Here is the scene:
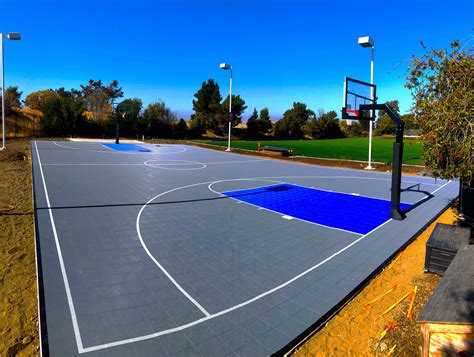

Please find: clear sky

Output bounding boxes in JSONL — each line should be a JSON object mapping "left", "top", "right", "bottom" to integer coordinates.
{"left": 1, "top": 0, "right": 473, "bottom": 119}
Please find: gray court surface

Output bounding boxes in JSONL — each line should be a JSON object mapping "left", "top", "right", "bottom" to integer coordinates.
{"left": 32, "top": 140, "right": 458, "bottom": 356}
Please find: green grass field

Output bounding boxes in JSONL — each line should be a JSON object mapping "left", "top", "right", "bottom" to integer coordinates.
{"left": 196, "top": 138, "right": 423, "bottom": 165}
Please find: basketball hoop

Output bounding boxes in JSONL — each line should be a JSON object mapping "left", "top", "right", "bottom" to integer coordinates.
{"left": 345, "top": 109, "right": 359, "bottom": 118}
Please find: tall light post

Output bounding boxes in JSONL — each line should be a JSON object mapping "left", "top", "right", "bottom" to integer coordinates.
{"left": 1, "top": 32, "right": 21, "bottom": 150}
{"left": 220, "top": 63, "right": 232, "bottom": 152}
{"left": 358, "top": 36, "right": 375, "bottom": 169}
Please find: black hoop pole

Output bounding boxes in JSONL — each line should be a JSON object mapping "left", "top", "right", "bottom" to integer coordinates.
{"left": 360, "top": 103, "right": 405, "bottom": 220}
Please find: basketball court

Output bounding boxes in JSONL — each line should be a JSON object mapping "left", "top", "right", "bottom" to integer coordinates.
{"left": 32, "top": 140, "right": 457, "bottom": 356}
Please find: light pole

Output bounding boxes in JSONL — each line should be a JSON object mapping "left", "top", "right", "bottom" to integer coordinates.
{"left": 220, "top": 63, "right": 232, "bottom": 152}
{"left": 1, "top": 32, "right": 21, "bottom": 150}
{"left": 358, "top": 36, "right": 375, "bottom": 169}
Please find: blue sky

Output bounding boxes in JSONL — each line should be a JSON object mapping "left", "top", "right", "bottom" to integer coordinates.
{"left": 2, "top": 0, "right": 472, "bottom": 119}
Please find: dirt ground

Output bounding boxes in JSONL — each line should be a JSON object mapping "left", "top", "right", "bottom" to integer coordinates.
{"left": 293, "top": 207, "right": 458, "bottom": 356}
{"left": 0, "top": 139, "right": 39, "bottom": 357}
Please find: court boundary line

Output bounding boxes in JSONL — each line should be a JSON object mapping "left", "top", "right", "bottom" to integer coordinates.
{"left": 33, "top": 143, "right": 453, "bottom": 353}
{"left": 34, "top": 141, "right": 85, "bottom": 353}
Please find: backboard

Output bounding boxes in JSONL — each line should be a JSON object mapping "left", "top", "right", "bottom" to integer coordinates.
{"left": 342, "top": 77, "right": 377, "bottom": 120}
{"left": 115, "top": 103, "right": 132, "bottom": 116}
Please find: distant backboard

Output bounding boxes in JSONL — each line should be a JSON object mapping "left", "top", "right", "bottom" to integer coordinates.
{"left": 342, "top": 77, "right": 377, "bottom": 120}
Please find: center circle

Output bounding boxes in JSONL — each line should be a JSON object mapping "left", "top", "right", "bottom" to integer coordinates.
{"left": 144, "top": 159, "right": 207, "bottom": 170}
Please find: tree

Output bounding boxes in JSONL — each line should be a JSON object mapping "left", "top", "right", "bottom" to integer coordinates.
{"left": 40, "top": 89, "right": 86, "bottom": 136}
{"left": 247, "top": 107, "right": 273, "bottom": 139}
{"left": 175, "top": 118, "right": 188, "bottom": 139}
{"left": 221, "top": 95, "right": 247, "bottom": 130}
{"left": 191, "top": 79, "right": 222, "bottom": 133}
{"left": 142, "top": 101, "right": 177, "bottom": 138}
{"left": 274, "top": 102, "right": 314, "bottom": 139}
{"left": 24, "top": 89, "right": 59, "bottom": 110}
{"left": 401, "top": 113, "right": 418, "bottom": 130}
{"left": 376, "top": 100, "right": 400, "bottom": 134}
{"left": 246, "top": 108, "right": 259, "bottom": 138}
{"left": 258, "top": 107, "right": 272, "bottom": 136}
{"left": 117, "top": 98, "right": 142, "bottom": 137}
{"left": 310, "top": 110, "right": 345, "bottom": 139}
{"left": 406, "top": 39, "right": 473, "bottom": 217}
{"left": 79, "top": 79, "right": 124, "bottom": 128}
{"left": 1, "top": 86, "right": 22, "bottom": 116}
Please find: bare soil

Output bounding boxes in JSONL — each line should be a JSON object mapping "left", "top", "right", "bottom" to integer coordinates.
{"left": 0, "top": 139, "right": 39, "bottom": 357}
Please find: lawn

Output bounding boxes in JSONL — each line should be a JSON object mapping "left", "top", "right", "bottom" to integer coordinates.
{"left": 196, "top": 138, "right": 423, "bottom": 165}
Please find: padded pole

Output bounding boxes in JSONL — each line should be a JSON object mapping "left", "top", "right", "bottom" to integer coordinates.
{"left": 391, "top": 141, "right": 405, "bottom": 220}
{"left": 360, "top": 103, "right": 405, "bottom": 220}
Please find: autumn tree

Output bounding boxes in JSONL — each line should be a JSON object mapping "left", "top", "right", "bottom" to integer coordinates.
{"left": 24, "top": 89, "right": 59, "bottom": 110}
{"left": 79, "top": 79, "right": 123, "bottom": 128}
{"left": 406, "top": 39, "right": 473, "bottom": 217}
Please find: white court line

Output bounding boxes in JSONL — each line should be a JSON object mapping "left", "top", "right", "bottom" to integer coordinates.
{"left": 208, "top": 180, "right": 363, "bottom": 236}
{"left": 35, "top": 155, "right": 453, "bottom": 353}
{"left": 41, "top": 163, "right": 144, "bottom": 166}
{"left": 34, "top": 142, "right": 85, "bottom": 353}
{"left": 83, "top": 207, "right": 397, "bottom": 353}
{"left": 136, "top": 193, "right": 211, "bottom": 317}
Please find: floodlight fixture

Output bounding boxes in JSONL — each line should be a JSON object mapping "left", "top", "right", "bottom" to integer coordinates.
{"left": 358, "top": 36, "right": 374, "bottom": 48}
{"left": 5, "top": 32, "right": 21, "bottom": 40}
{"left": 220, "top": 63, "right": 232, "bottom": 70}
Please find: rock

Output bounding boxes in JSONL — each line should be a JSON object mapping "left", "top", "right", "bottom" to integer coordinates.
{"left": 22, "top": 335, "right": 32, "bottom": 345}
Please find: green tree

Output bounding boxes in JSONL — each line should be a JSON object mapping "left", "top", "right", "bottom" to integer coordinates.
{"left": 191, "top": 79, "right": 222, "bottom": 133}
{"left": 376, "top": 100, "right": 400, "bottom": 134}
{"left": 117, "top": 98, "right": 142, "bottom": 137}
{"left": 401, "top": 113, "right": 418, "bottom": 130}
{"left": 143, "top": 101, "right": 177, "bottom": 138}
{"left": 175, "top": 118, "right": 188, "bottom": 138}
{"left": 1, "top": 86, "right": 23, "bottom": 116}
{"left": 220, "top": 94, "right": 247, "bottom": 131}
{"left": 246, "top": 108, "right": 259, "bottom": 138}
{"left": 406, "top": 39, "right": 472, "bottom": 180}
{"left": 406, "top": 39, "right": 473, "bottom": 216}
{"left": 310, "top": 110, "right": 345, "bottom": 139}
{"left": 274, "top": 102, "right": 314, "bottom": 139}
{"left": 40, "top": 89, "right": 86, "bottom": 136}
